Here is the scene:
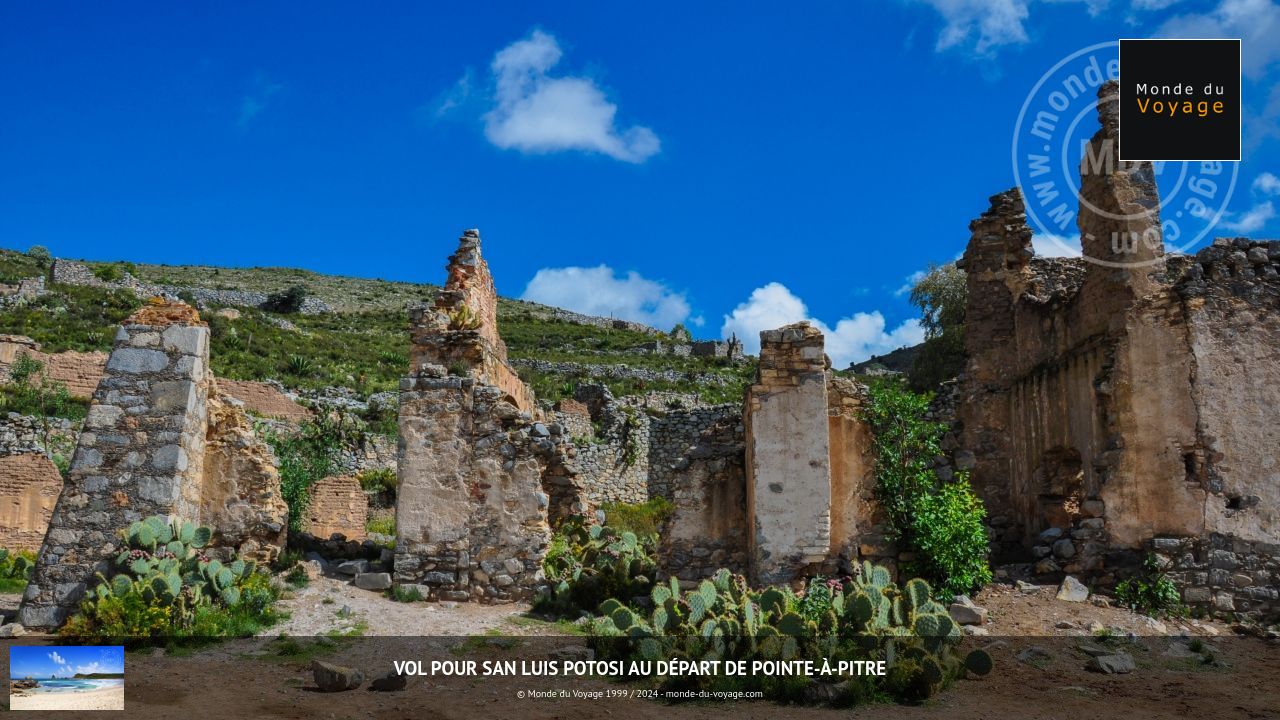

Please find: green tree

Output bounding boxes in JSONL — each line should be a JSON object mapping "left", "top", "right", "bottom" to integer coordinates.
{"left": 861, "top": 380, "right": 990, "bottom": 598}
{"left": 907, "top": 262, "right": 967, "bottom": 391}
{"left": 262, "top": 285, "right": 308, "bottom": 314}
{"left": 3, "top": 354, "right": 83, "bottom": 464}
{"left": 26, "top": 245, "right": 51, "bottom": 268}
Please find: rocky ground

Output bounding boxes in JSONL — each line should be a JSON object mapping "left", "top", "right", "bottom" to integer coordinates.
{"left": 2, "top": 577, "right": 1277, "bottom": 718}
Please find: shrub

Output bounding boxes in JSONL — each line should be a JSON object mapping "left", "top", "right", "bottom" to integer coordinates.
{"left": 262, "top": 285, "right": 308, "bottom": 314}
{"left": 390, "top": 585, "right": 422, "bottom": 603}
{"left": 357, "top": 468, "right": 397, "bottom": 495}
{"left": 589, "top": 563, "right": 993, "bottom": 705}
{"left": 0, "top": 549, "right": 35, "bottom": 593}
{"left": 599, "top": 497, "right": 673, "bottom": 539}
{"left": 366, "top": 515, "right": 395, "bottom": 537}
{"left": 862, "top": 381, "right": 991, "bottom": 598}
{"left": 60, "top": 516, "right": 282, "bottom": 641}
{"left": 1115, "top": 554, "right": 1185, "bottom": 617}
{"left": 261, "top": 412, "right": 365, "bottom": 531}
{"left": 535, "top": 518, "right": 657, "bottom": 617}
{"left": 92, "top": 264, "right": 122, "bottom": 282}
{"left": 26, "top": 245, "right": 51, "bottom": 268}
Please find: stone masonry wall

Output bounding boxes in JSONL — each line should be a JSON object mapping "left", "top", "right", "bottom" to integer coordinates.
{"left": 658, "top": 413, "right": 747, "bottom": 581}
{"left": 957, "top": 83, "right": 1280, "bottom": 618}
{"left": 744, "top": 322, "right": 833, "bottom": 584}
{"left": 19, "top": 302, "right": 212, "bottom": 628}
{"left": 394, "top": 368, "right": 571, "bottom": 602}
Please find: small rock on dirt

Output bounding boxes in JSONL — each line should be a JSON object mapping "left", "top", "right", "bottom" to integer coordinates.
{"left": 949, "top": 595, "right": 988, "bottom": 625}
{"left": 336, "top": 559, "right": 370, "bottom": 576}
{"left": 1015, "top": 580, "right": 1039, "bottom": 594}
{"left": 1016, "top": 646, "right": 1052, "bottom": 665}
{"left": 312, "top": 660, "right": 365, "bottom": 691}
{"left": 1056, "top": 576, "right": 1089, "bottom": 602}
{"left": 369, "top": 672, "right": 408, "bottom": 692}
{"left": 0, "top": 623, "right": 26, "bottom": 637}
{"left": 1088, "top": 652, "right": 1135, "bottom": 674}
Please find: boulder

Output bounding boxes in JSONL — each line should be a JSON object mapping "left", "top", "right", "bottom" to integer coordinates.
{"left": 0, "top": 623, "right": 27, "bottom": 637}
{"left": 1056, "top": 575, "right": 1089, "bottom": 602}
{"left": 312, "top": 660, "right": 365, "bottom": 691}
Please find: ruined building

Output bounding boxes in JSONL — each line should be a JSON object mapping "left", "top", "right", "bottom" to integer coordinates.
{"left": 957, "top": 82, "right": 1280, "bottom": 618}
{"left": 394, "top": 230, "right": 582, "bottom": 602}
{"left": 394, "top": 232, "right": 889, "bottom": 599}
{"left": 19, "top": 301, "right": 288, "bottom": 628}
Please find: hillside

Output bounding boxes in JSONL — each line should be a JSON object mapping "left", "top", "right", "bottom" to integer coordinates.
{"left": 0, "top": 247, "right": 754, "bottom": 407}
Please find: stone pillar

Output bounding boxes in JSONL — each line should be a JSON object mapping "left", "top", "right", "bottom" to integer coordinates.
{"left": 19, "top": 302, "right": 210, "bottom": 628}
{"left": 744, "top": 322, "right": 832, "bottom": 585}
{"left": 956, "top": 188, "right": 1033, "bottom": 547}
{"left": 1078, "top": 80, "right": 1166, "bottom": 302}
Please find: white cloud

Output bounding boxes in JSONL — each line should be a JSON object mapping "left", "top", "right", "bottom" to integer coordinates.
{"left": 1219, "top": 172, "right": 1280, "bottom": 233}
{"left": 915, "top": 0, "right": 1032, "bottom": 55}
{"left": 432, "top": 68, "right": 475, "bottom": 119}
{"left": 237, "top": 73, "right": 282, "bottom": 129}
{"left": 520, "top": 265, "right": 690, "bottom": 330}
{"left": 49, "top": 651, "right": 65, "bottom": 665}
{"left": 1157, "top": 0, "right": 1280, "bottom": 78}
{"left": 1131, "top": 0, "right": 1185, "bottom": 9}
{"left": 720, "top": 282, "right": 924, "bottom": 367}
{"left": 1253, "top": 171, "right": 1280, "bottom": 195}
{"left": 477, "top": 30, "right": 659, "bottom": 162}
{"left": 1221, "top": 201, "right": 1275, "bottom": 233}
{"left": 894, "top": 270, "right": 928, "bottom": 297}
{"left": 74, "top": 662, "right": 109, "bottom": 676}
{"left": 1032, "top": 232, "right": 1083, "bottom": 257}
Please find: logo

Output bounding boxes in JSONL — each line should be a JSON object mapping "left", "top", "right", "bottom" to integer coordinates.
{"left": 1012, "top": 41, "right": 1238, "bottom": 267}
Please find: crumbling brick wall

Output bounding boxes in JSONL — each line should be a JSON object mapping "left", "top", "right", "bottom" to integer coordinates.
{"left": 409, "top": 230, "right": 536, "bottom": 413}
{"left": 304, "top": 475, "right": 368, "bottom": 541}
{"left": 0, "top": 336, "right": 107, "bottom": 400}
{"left": 0, "top": 454, "right": 62, "bottom": 552}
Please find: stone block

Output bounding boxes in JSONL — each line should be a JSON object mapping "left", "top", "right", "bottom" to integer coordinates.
{"left": 106, "top": 348, "right": 168, "bottom": 374}
{"left": 162, "top": 325, "right": 208, "bottom": 356}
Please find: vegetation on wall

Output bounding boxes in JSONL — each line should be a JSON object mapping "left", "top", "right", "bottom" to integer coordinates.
{"left": 0, "top": 284, "right": 143, "bottom": 353}
{"left": 906, "top": 262, "right": 967, "bottom": 392}
{"left": 260, "top": 412, "right": 368, "bottom": 532}
{"left": 60, "top": 516, "right": 282, "bottom": 642}
{"left": 861, "top": 380, "right": 991, "bottom": 599}
{"left": 1115, "top": 554, "right": 1185, "bottom": 617}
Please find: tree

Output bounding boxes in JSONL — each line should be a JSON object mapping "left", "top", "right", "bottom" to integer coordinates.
{"left": 906, "top": 263, "right": 968, "bottom": 391}
{"left": 262, "top": 285, "right": 308, "bottom": 314}
{"left": 5, "top": 354, "right": 77, "bottom": 455}
{"left": 26, "top": 245, "right": 51, "bottom": 268}
{"left": 668, "top": 323, "right": 692, "bottom": 342}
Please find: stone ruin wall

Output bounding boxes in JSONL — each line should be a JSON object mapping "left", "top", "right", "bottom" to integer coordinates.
{"left": 957, "top": 82, "right": 1280, "bottom": 619}
{"left": 19, "top": 301, "right": 288, "bottom": 628}
{"left": 553, "top": 385, "right": 651, "bottom": 506}
{"left": 394, "top": 231, "right": 585, "bottom": 602}
{"left": 736, "top": 322, "right": 884, "bottom": 585}
{"left": 304, "top": 475, "right": 369, "bottom": 541}
{"left": 0, "top": 454, "right": 62, "bottom": 553}
{"left": 409, "top": 229, "right": 536, "bottom": 414}
{"left": 0, "top": 335, "right": 107, "bottom": 400}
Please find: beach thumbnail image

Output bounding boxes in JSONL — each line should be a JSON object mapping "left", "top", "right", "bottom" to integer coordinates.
{"left": 9, "top": 645, "right": 124, "bottom": 711}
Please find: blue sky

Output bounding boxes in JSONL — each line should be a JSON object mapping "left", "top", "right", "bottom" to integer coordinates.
{"left": 10, "top": 645, "right": 124, "bottom": 679}
{"left": 1, "top": 2, "right": 1276, "bottom": 365}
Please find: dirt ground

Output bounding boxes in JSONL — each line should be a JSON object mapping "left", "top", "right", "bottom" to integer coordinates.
{"left": 4, "top": 579, "right": 1278, "bottom": 719}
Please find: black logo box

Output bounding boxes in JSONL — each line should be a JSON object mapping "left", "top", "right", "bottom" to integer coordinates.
{"left": 1119, "top": 38, "right": 1241, "bottom": 162}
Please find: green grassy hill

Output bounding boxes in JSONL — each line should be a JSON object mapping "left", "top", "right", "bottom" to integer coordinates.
{"left": 0, "top": 247, "right": 754, "bottom": 406}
